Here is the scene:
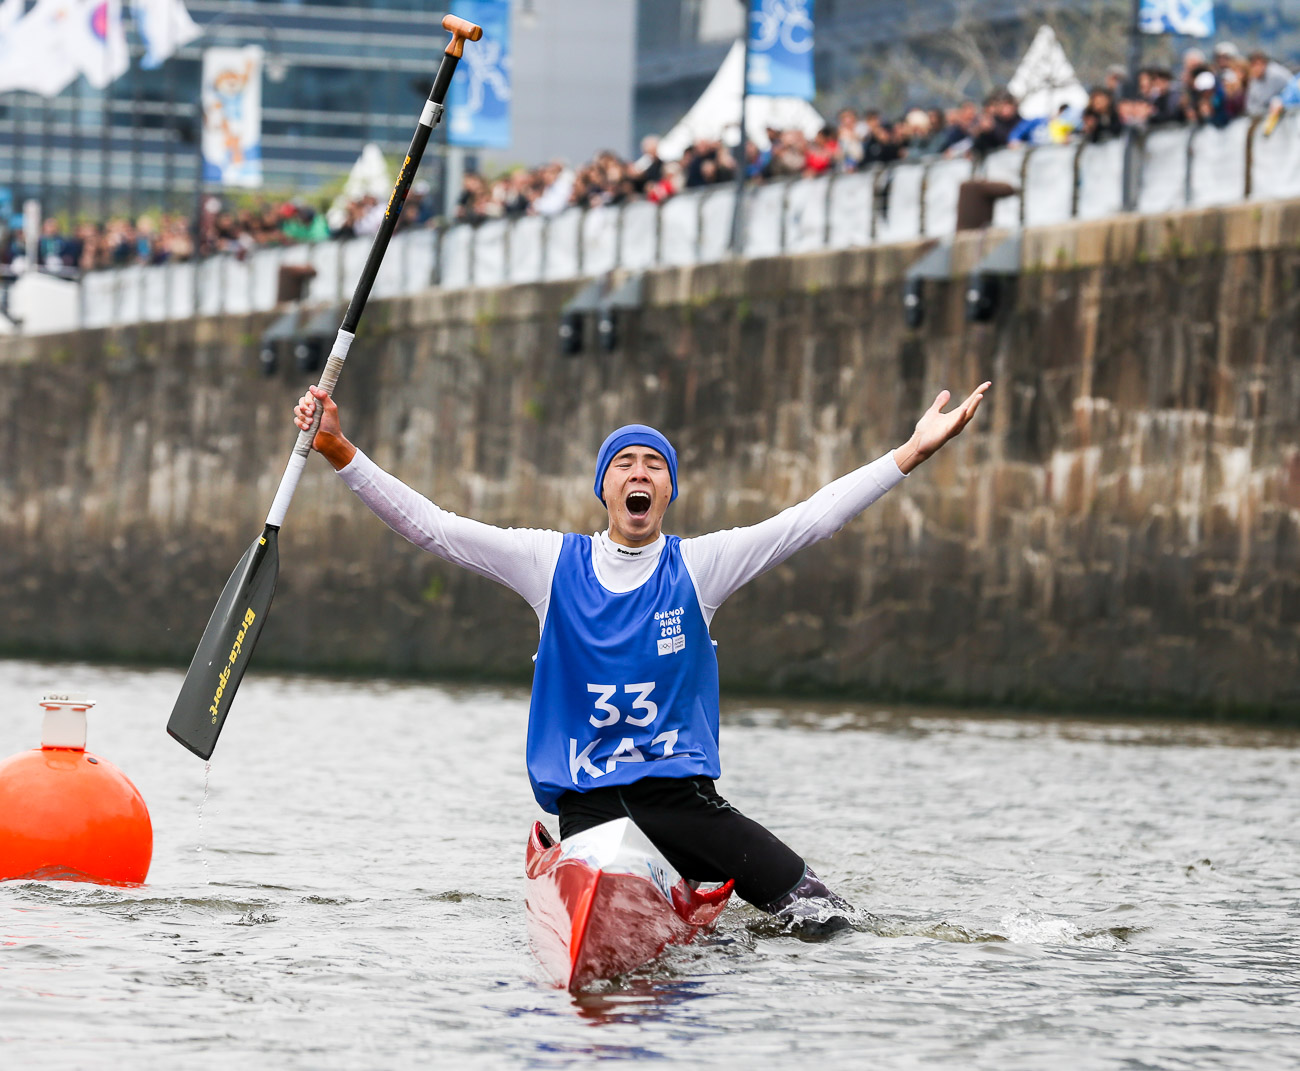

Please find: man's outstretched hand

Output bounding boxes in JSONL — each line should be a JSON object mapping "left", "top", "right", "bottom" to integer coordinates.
{"left": 893, "top": 381, "right": 991, "bottom": 475}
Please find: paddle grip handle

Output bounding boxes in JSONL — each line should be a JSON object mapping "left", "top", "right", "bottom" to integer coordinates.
{"left": 266, "top": 329, "right": 354, "bottom": 528}
{"left": 442, "top": 14, "right": 482, "bottom": 56}
{"left": 294, "top": 328, "right": 354, "bottom": 456}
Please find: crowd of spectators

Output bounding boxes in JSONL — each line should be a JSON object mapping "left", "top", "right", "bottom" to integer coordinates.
{"left": 0, "top": 183, "right": 436, "bottom": 278}
{"left": 454, "top": 40, "right": 1299, "bottom": 225}
{"left": 3, "top": 39, "right": 1297, "bottom": 279}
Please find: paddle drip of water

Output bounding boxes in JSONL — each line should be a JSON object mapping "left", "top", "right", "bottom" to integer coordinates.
{"left": 196, "top": 761, "right": 212, "bottom": 883}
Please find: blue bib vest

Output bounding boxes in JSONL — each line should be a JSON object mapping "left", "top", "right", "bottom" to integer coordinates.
{"left": 526, "top": 533, "right": 721, "bottom": 813}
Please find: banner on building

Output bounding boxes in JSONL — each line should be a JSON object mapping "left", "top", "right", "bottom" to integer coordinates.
{"left": 0, "top": 0, "right": 130, "bottom": 96}
{"left": 1138, "top": 0, "right": 1216, "bottom": 38}
{"left": 447, "top": 0, "right": 511, "bottom": 149}
{"left": 132, "top": 0, "right": 200, "bottom": 69}
{"left": 202, "top": 45, "right": 263, "bottom": 188}
{"left": 746, "top": 0, "right": 815, "bottom": 100}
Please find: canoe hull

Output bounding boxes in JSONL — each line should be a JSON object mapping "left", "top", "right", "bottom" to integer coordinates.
{"left": 525, "top": 817, "right": 733, "bottom": 990}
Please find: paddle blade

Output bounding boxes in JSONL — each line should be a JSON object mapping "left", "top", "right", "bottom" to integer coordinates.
{"left": 167, "top": 528, "right": 280, "bottom": 760}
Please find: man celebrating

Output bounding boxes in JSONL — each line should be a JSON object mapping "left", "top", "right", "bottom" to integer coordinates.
{"left": 293, "top": 380, "right": 990, "bottom": 930}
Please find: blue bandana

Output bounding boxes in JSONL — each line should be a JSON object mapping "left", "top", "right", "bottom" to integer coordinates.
{"left": 594, "top": 425, "right": 679, "bottom": 505}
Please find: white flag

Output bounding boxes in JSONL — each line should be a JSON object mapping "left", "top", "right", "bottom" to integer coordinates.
{"left": 0, "top": 0, "right": 129, "bottom": 93}
{"left": 0, "top": 0, "right": 28, "bottom": 34}
{"left": 131, "top": 0, "right": 198, "bottom": 69}
{"left": 67, "top": 0, "right": 130, "bottom": 89}
{"left": 0, "top": 0, "right": 80, "bottom": 96}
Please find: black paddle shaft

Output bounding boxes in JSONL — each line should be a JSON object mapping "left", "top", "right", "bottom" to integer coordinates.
{"left": 342, "top": 48, "right": 466, "bottom": 334}
{"left": 167, "top": 15, "right": 482, "bottom": 761}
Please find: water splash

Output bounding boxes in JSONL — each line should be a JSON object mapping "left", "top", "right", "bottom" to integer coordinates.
{"left": 196, "top": 761, "right": 212, "bottom": 884}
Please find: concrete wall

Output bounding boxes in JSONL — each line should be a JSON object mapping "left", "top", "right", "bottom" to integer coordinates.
{"left": 3, "top": 198, "right": 1299, "bottom": 716}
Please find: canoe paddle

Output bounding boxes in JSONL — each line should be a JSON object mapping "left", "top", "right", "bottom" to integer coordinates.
{"left": 167, "top": 14, "right": 483, "bottom": 760}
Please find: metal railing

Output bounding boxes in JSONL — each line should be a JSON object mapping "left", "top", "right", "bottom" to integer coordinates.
{"left": 31, "top": 111, "right": 1300, "bottom": 334}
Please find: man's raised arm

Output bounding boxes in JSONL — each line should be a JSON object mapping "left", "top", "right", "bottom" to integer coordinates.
{"left": 293, "top": 386, "right": 563, "bottom": 618}
{"left": 682, "top": 382, "right": 991, "bottom": 621}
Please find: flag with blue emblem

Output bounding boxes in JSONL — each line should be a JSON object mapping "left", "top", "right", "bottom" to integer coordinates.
{"left": 1138, "top": 0, "right": 1216, "bottom": 38}
{"left": 447, "top": 0, "right": 511, "bottom": 149}
{"left": 746, "top": 0, "right": 815, "bottom": 101}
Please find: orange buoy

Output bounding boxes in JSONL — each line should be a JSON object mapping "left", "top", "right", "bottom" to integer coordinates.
{"left": 0, "top": 695, "right": 152, "bottom": 886}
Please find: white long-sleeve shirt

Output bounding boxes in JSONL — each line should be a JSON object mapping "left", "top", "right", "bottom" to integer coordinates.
{"left": 337, "top": 450, "right": 906, "bottom": 630}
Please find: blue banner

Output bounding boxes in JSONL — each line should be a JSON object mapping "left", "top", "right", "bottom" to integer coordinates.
{"left": 746, "top": 0, "right": 815, "bottom": 100}
{"left": 1138, "top": 0, "right": 1215, "bottom": 38}
{"left": 447, "top": 0, "right": 512, "bottom": 149}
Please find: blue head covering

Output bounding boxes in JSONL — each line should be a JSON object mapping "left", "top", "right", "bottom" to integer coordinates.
{"left": 594, "top": 424, "right": 679, "bottom": 505}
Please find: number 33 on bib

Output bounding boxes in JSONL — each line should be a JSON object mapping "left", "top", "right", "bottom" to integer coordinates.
{"left": 569, "top": 682, "right": 680, "bottom": 781}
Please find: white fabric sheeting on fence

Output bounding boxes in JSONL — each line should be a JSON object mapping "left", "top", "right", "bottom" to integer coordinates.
{"left": 983, "top": 148, "right": 1025, "bottom": 228}
{"left": 1022, "top": 144, "right": 1076, "bottom": 226}
{"left": 440, "top": 225, "right": 473, "bottom": 289}
{"left": 223, "top": 258, "right": 253, "bottom": 315}
{"left": 197, "top": 259, "right": 223, "bottom": 317}
{"left": 124, "top": 266, "right": 148, "bottom": 323}
{"left": 405, "top": 229, "right": 438, "bottom": 294}
{"left": 472, "top": 222, "right": 508, "bottom": 288}
{"left": 1250, "top": 112, "right": 1300, "bottom": 202}
{"left": 508, "top": 215, "right": 545, "bottom": 283}
{"left": 744, "top": 183, "right": 785, "bottom": 258}
{"left": 699, "top": 187, "right": 736, "bottom": 263}
{"left": 250, "top": 248, "right": 282, "bottom": 312}
{"left": 308, "top": 242, "right": 342, "bottom": 305}
{"left": 659, "top": 191, "right": 701, "bottom": 266}
{"left": 169, "top": 263, "right": 196, "bottom": 321}
{"left": 1189, "top": 120, "right": 1249, "bottom": 207}
{"left": 875, "top": 165, "right": 923, "bottom": 243}
{"left": 1076, "top": 138, "right": 1126, "bottom": 220}
{"left": 620, "top": 200, "right": 660, "bottom": 270}
{"left": 827, "top": 172, "right": 874, "bottom": 248}
{"left": 82, "top": 271, "right": 113, "bottom": 328}
{"left": 543, "top": 208, "right": 583, "bottom": 281}
{"left": 1136, "top": 127, "right": 1191, "bottom": 214}
{"left": 924, "top": 157, "right": 973, "bottom": 237}
{"left": 373, "top": 231, "right": 407, "bottom": 297}
{"left": 581, "top": 206, "right": 620, "bottom": 277}
{"left": 785, "top": 178, "right": 828, "bottom": 253}
{"left": 141, "top": 263, "right": 166, "bottom": 323}
{"left": 338, "top": 239, "right": 369, "bottom": 302}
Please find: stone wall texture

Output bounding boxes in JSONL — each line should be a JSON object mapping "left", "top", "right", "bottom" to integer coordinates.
{"left": 3, "top": 199, "right": 1299, "bottom": 716}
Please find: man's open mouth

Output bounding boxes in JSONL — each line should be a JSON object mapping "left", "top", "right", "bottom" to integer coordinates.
{"left": 626, "top": 491, "right": 652, "bottom": 517}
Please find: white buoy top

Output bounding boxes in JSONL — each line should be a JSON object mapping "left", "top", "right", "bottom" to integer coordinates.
{"left": 40, "top": 695, "right": 96, "bottom": 751}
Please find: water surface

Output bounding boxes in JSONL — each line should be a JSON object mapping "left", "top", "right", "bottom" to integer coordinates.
{"left": 1, "top": 660, "right": 1297, "bottom": 1068}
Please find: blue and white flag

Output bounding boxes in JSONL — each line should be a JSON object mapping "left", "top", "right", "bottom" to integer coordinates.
{"left": 1138, "top": 0, "right": 1216, "bottom": 38}
{"left": 202, "top": 45, "right": 263, "bottom": 187}
{"left": 746, "top": 0, "right": 815, "bottom": 100}
{"left": 447, "top": 0, "right": 511, "bottom": 149}
{"left": 132, "top": 0, "right": 199, "bottom": 69}
{"left": 0, "top": 0, "right": 129, "bottom": 95}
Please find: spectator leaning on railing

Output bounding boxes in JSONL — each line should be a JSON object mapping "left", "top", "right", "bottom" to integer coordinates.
{"left": 1247, "top": 51, "right": 1296, "bottom": 117}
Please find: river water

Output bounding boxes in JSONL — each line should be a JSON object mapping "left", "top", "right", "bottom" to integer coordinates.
{"left": 1, "top": 658, "right": 1297, "bottom": 1069}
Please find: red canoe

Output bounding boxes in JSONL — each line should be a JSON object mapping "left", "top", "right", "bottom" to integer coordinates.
{"left": 525, "top": 817, "right": 734, "bottom": 990}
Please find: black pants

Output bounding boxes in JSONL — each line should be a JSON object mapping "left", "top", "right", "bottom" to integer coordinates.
{"left": 557, "top": 776, "right": 807, "bottom": 908}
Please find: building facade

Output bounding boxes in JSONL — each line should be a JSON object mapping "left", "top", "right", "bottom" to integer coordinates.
{"left": 0, "top": 0, "right": 635, "bottom": 223}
